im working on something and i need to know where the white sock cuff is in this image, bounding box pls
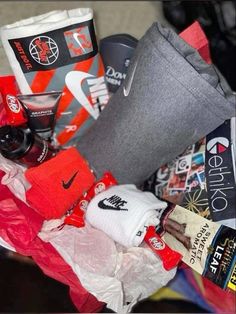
[86,184,167,247]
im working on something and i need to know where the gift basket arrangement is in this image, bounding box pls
[0,6,235,313]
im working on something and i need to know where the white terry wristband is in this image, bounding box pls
[86,184,167,247]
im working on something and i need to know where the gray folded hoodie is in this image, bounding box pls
[77,22,236,185]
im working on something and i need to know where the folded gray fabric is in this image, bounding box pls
[77,22,236,185]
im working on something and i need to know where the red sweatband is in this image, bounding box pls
[25,147,95,219]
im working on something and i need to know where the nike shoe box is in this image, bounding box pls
[143,118,236,229]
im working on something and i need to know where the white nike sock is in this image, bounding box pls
[85,184,167,247]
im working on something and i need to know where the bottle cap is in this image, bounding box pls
[0,126,32,160]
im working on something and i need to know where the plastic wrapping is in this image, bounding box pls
[39,222,176,312]
[0,154,28,202]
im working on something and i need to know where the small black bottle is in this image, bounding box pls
[0,125,57,167]
[99,34,138,93]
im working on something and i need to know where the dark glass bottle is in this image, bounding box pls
[0,125,57,167]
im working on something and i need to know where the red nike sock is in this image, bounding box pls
[25,147,95,219]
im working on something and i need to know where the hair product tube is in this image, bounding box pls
[18,91,62,140]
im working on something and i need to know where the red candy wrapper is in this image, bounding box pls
[0,75,27,126]
[0,92,8,126]
[144,226,182,271]
[64,172,117,227]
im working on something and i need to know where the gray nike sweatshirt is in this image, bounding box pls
[77,22,236,185]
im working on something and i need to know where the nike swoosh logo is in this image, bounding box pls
[98,199,128,211]
[73,33,86,53]
[62,171,79,189]
[123,60,138,97]
[65,71,99,119]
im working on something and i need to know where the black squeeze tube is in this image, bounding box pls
[18,91,62,140]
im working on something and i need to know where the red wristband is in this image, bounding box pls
[25,147,96,219]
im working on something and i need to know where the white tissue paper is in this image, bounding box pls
[0,235,16,252]
[0,154,29,202]
[39,221,176,313]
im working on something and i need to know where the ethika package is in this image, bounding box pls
[144,118,236,229]
[0,8,109,146]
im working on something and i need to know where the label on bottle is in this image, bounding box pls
[20,137,56,167]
